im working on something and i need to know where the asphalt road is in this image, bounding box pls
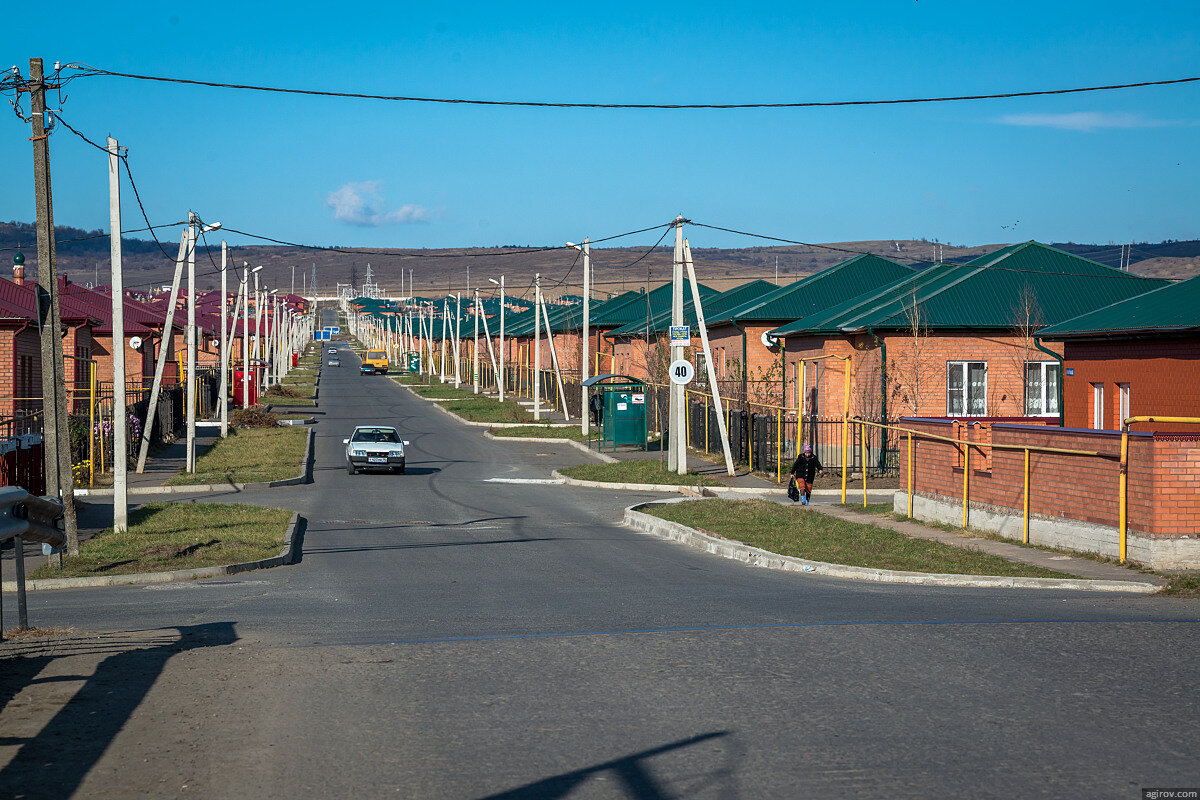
[4,310,1199,800]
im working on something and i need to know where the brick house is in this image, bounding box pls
[0,276,98,416]
[700,254,912,408]
[605,280,778,383]
[59,278,156,386]
[769,242,1170,422]
[1037,272,1200,431]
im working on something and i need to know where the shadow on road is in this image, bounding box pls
[477,731,738,800]
[0,622,238,799]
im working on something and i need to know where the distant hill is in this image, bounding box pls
[2,221,1197,300]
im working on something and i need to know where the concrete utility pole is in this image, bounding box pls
[569,240,592,435]
[28,58,78,553]
[669,216,685,474]
[473,291,480,393]
[107,137,128,533]
[241,264,251,409]
[219,241,229,437]
[499,276,505,401]
[186,212,197,471]
[684,240,735,476]
[137,232,188,474]
[533,274,542,420]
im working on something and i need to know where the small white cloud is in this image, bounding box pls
[325,181,429,226]
[995,112,1170,132]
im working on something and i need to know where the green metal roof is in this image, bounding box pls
[709,254,912,326]
[769,241,1170,337]
[607,280,780,338]
[1038,273,1200,339]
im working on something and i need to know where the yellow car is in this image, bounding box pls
[360,350,389,375]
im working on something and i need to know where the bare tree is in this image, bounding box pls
[888,288,939,417]
[1006,282,1043,416]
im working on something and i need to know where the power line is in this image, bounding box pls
[63,64,1200,110]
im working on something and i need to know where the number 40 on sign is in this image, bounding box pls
[669,359,695,385]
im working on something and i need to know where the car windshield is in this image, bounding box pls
[366,351,385,359]
[352,428,400,443]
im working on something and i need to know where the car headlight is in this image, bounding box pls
[353,450,367,456]
[389,450,402,457]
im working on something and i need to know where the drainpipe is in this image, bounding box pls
[1034,337,1064,427]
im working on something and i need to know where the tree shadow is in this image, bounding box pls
[0,622,238,799]
[476,731,738,800]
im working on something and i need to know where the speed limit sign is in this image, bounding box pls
[669,359,695,385]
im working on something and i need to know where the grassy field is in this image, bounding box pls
[489,425,588,441]
[646,499,1072,578]
[403,382,480,400]
[437,396,533,423]
[561,459,722,486]
[166,427,308,485]
[31,502,292,579]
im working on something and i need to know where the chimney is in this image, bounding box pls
[12,249,25,285]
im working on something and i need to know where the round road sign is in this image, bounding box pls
[669,359,695,385]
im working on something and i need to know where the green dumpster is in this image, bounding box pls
[583,374,648,451]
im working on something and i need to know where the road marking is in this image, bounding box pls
[483,477,565,485]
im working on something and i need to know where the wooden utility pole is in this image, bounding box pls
[28,58,78,553]
[108,137,128,532]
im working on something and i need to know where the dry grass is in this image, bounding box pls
[2,626,75,639]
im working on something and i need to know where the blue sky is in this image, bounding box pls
[2,0,1198,253]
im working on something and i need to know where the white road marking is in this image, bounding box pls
[482,477,565,485]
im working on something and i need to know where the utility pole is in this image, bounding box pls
[582,239,591,436]
[498,276,505,402]
[533,274,541,420]
[108,137,128,533]
[185,212,197,472]
[219,241,230,436]
[28,58,79,554]
[669,216,685,474]
[291,264,295,297]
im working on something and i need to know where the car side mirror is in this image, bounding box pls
[342,438,349,444]
[403,441,410,446]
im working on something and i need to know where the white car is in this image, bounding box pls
[344,425,409,474]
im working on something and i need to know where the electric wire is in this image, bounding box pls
[62,64,1200,110]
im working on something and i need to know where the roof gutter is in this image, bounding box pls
[1034,337,1065,427]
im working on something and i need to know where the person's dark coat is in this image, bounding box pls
[790,453,823,483]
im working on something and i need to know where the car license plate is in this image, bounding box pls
[368,457,386,463]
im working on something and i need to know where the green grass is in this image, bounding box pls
[437,396,534,423]
[404,382,479,400]
[31,502,292,579]
[646,499,1073,578]
[1160,574,1200,598]
[489,425,588,441]
[561,459,722,486]
[166,427,308,485]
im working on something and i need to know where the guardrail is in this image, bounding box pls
[1,486,65,639]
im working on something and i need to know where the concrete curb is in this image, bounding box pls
[75,428,314,497]
[2,513,304,593]
[481,431,619,463]
[623,501,1159,593]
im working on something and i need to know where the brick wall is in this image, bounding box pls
[1062,337,1200,430]
[901,417,1199,542]
[779,331,1064,419]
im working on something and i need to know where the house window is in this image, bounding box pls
[1118,383,1130,427]
[947,361,987,416]
[1092,383,1105,429]
[1024,361,1061,417]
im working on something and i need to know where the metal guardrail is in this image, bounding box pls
[0,486,65,548]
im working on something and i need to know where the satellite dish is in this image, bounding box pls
[130,336,143,350]
[761,331,779,349]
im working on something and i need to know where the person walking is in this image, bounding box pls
[588,391,604,428]
[790,444,824,506]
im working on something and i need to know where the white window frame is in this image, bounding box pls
[1023,361,1061,417]
[947,361,988,417]
[1118,383,1130,428]
[1092,383,1105,430]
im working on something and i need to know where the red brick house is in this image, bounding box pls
[1037,273,1200,431]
